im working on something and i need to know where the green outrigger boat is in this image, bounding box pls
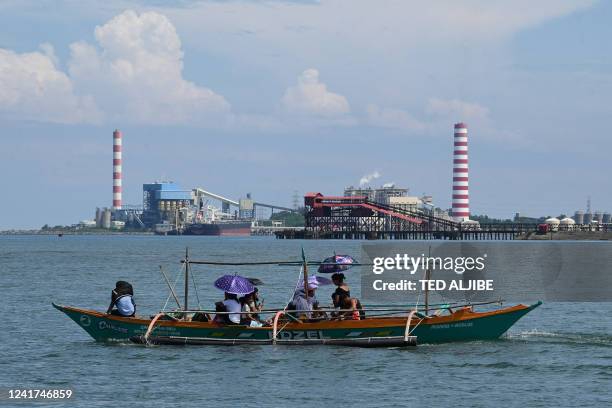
[53,251,541,347]
[53,301,540,346]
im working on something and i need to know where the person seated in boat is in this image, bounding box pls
[212,302,229,324]
[191,311,212,322]
[213,292,241,325]
[290,283,325,320]
[106,280,136,317]
[331,273,363,320]
[250,287,264,318]
[239,292,265,327]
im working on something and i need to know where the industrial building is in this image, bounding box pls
[344,185,409,203]
[142,182,193,226]
[138,184,295,230]
[574,210,611,225]
[340,123,469,225]
[573,197,611,226]
[343,185,443,219]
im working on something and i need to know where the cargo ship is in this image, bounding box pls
[182,220,252,236]
[155,220,252,236]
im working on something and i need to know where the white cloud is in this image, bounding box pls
[164,1,595,65]
[426,98,490,122]
[0,45,101,123]
[0,10,228,125]
[364,98,520,143]
[0,3,597,132]
[160,0,595,130]
[68,10,229,124]
[281,68,350,117]
[366,104,426,132]
[423,97,527,144]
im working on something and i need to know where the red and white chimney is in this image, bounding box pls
[112,129,122,210]
[452,123,469,221]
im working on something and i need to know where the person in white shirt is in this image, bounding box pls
[221,292,241,324]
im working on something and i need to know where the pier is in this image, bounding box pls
[275,193,612,240]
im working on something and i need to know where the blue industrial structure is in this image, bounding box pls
[142,182,193,226]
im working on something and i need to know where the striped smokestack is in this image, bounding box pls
[112,129,122,210]
[452,123,469,221]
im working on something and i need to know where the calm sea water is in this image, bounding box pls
[0,235,611,407]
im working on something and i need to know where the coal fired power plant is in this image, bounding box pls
[82,128,297,234]
[78,124,609,239]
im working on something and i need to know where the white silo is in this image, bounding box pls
[560,217,576,231]
[545,217,560,231]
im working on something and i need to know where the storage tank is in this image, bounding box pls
[584,212,593,224]
[545,217,560,231]
[603,212,611,224]
[560,217,576,231]
[95,207,102,227]
[573,210,584,224]
[594,211,603,223]
[103,208,112,229]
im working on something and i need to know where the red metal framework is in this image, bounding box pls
[304,193,461,237]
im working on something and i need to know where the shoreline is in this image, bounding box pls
[516,231,612,240]
[2,230,611,240]
[0,230,155,236]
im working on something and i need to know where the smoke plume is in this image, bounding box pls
[359,171,380,186]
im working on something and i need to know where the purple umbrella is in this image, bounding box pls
[214,274,255,295]
[317,254,356,273]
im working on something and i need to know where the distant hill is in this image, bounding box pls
[270,209,305,227]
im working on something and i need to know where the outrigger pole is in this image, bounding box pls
[160,265,182,309]
[182,260,375,266]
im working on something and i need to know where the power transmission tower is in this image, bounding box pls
[587,196,592,213]
[292,190,300,210]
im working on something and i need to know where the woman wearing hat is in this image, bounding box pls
[290,281,320,320]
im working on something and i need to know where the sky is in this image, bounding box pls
[1,0,611,229]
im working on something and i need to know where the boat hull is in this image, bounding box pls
[53,302,541,346]
[183,222,251,236]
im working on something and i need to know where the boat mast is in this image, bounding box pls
[184,247,189,317]
[302,248,309,301]
[424,266,431,315]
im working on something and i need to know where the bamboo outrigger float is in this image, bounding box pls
[53,250,541,348]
